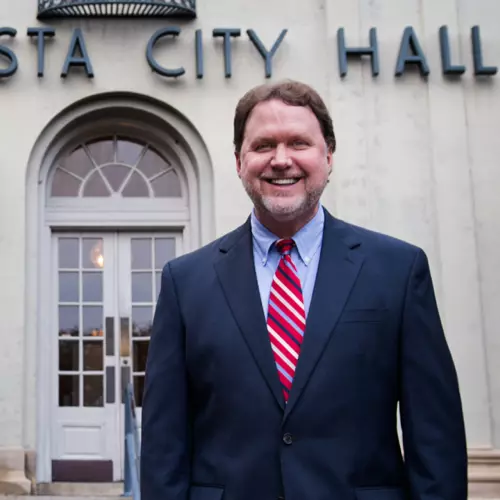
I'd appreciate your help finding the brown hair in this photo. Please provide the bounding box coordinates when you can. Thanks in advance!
[233,80,336,154]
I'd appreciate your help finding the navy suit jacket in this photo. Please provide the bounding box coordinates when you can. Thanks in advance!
[141,209,467,500]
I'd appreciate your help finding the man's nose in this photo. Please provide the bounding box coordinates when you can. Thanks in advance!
[271,143,292,168]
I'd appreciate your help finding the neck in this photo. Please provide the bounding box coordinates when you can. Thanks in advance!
[255,204,319,239]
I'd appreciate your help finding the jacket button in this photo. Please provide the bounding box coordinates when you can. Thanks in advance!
[283,433,293,445]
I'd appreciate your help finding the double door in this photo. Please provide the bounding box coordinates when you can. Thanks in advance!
[51,231,180,481]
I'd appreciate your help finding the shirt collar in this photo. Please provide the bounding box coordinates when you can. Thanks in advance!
[251,204,325,267]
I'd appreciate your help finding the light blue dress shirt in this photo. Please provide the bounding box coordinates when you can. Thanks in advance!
[251,205,324,319]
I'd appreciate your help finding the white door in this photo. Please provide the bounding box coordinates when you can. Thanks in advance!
[51,231,180,482]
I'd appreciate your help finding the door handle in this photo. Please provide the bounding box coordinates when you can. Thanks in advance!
[120,317,130,357]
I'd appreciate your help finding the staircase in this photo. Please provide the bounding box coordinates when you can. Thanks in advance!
[3,383,142,499]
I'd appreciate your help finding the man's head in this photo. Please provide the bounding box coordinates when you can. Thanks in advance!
[234,80,335,234]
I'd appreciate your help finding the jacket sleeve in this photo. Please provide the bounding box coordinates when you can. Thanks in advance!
[399,248,468,500]
[141,262,190,500]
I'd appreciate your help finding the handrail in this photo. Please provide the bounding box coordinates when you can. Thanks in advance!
[123,383,141,500]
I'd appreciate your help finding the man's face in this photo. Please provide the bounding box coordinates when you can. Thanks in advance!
[236,99,332,223]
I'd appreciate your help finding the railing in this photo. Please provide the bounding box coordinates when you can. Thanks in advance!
[123,383,141,500]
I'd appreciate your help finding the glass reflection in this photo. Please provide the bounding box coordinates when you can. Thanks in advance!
[59,272,79,302]
[87,139,114,165]
[151,170,182,197]
[59,306,79,337]
[116,139,144,165]
[137,148,168,178]
[83,171,110,197]
[61,146,94,178]
[59,340,79,371]
[154,238,175,269]
[83,375,103,407]
[83,306,103,337]
[132,272,152,302]
[52,169,81,197]
[83,239,104,269]
[101,164,130,192]
[134,375,145,407]
[131,239,152,269]
[156,272,161,300]
[58,238,79,269]
[83,272,103,302]
[83,341,103,371]
[133,340,149,373]
[132,306,153,337]
[123,172,149,197]
[59,375,79,407]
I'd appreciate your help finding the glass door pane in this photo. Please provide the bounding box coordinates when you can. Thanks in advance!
[118,233,178,407]
[57,236,106,408]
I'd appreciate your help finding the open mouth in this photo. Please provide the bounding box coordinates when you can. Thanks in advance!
[265,178,302,186]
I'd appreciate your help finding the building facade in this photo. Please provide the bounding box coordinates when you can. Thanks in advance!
[0,0,499,495]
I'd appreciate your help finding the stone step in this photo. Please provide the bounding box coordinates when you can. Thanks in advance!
[34,482,124,497]
[0,497,125,500]
[0,481,130,498]
[0,496,496,500]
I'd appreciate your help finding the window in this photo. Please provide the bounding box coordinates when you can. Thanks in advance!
[58,237,105,408]
[50,136,182,198]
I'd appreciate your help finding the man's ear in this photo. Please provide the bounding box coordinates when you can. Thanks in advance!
[235,151,242,178]
[327,147,333,174]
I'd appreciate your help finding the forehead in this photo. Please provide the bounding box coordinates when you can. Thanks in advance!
[244,99,322,140]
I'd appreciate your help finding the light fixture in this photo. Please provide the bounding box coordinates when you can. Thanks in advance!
[37,0,197,19]
[90,241,104,269]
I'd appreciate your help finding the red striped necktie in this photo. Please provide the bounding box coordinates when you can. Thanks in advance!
[266,238,305,402]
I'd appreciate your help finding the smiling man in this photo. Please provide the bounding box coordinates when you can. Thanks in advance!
[141,80,468,500]
[236,95,332,238]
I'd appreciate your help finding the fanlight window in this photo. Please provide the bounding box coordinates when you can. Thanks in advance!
[51,137,182,198]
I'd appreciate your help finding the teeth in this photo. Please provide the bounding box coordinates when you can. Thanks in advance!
[269,179,298,185]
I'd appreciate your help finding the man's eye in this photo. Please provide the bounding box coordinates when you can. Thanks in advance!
[292,140,308,148]
[255,143,273,151]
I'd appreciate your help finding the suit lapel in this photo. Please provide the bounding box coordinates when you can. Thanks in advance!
[214,220,285,410]
[284,211,365,420]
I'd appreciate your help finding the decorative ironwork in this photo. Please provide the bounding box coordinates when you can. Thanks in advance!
[37,0,196,19]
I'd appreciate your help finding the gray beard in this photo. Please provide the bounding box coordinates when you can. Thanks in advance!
[242,180,326,221]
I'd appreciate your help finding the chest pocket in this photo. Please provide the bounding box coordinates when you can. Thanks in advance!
[338,308,388,323]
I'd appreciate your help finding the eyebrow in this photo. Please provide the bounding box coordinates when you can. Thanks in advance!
[250,131,313,145]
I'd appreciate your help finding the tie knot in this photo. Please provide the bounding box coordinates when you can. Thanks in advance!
[276,239,295,256]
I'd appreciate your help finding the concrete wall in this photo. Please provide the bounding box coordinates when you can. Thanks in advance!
[325,0,500,451]
[0,0,499,491]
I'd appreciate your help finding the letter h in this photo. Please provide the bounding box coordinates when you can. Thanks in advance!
[337,28,379,77]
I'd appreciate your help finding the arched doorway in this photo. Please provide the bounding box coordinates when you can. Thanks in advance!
[26,94,214,483]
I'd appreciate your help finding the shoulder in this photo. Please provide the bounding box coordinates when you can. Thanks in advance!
[344,220,420,253]
[326,211,425,267]
[326,215,435,298]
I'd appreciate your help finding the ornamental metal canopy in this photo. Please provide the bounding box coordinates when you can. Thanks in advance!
[37,0,196,19]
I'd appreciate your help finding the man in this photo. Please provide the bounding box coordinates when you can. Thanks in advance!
[141,80,468,500]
